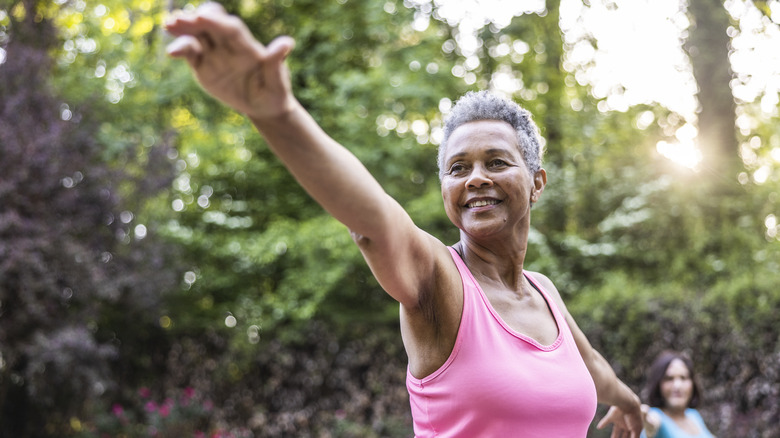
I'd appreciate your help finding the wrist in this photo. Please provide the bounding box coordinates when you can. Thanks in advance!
[249,97,301,129]
[617,385,641,413]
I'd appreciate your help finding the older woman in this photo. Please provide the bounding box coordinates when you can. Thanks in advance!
[641,351,715,438]
[165,3,644,436]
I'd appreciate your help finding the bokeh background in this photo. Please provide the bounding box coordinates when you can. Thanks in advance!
[1,0,779,436]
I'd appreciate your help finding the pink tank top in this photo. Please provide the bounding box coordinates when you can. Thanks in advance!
[406,247,597,437]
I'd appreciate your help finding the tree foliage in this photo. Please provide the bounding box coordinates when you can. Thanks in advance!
[1,0,779,436]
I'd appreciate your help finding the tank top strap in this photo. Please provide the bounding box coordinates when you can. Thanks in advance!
[524,272,568,336]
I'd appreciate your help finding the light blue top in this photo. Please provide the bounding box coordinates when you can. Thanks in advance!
[640,407,715,438]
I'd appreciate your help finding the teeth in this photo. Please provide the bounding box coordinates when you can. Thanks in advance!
[467,199,498,208]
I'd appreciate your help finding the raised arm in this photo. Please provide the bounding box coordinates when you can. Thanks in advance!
[165,3,446,308]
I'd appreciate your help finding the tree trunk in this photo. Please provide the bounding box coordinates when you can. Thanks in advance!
[685,0,739,179]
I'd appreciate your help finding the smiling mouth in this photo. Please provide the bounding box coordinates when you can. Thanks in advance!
[466,199,500,208]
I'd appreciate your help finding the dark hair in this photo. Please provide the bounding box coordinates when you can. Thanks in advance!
[437,90,544,180]
[643,350,703,409]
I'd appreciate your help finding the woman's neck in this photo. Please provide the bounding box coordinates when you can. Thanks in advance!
[455,239,528,288]
[662,406,688,419]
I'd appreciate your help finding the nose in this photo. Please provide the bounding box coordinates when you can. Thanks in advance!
[466,165,492,189]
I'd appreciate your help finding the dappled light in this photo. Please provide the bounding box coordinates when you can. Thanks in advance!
[560,0,698,119]
[727,0,780,112]
[763,214,780,244]
[2,0,780,437]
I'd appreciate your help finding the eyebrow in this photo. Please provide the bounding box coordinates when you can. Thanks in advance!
[446,147,513,164]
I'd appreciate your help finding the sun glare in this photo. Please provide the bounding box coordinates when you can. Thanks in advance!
[656,140,703,170]
[430,0,779,173]
[654,122,703,170]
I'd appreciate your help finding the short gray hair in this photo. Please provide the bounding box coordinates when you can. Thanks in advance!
[437,91,544,179]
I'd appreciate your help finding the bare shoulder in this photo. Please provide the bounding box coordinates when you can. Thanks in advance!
[525,270,559,294]
[526,271,568,311]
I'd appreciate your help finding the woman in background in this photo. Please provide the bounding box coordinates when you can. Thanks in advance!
[641,351,715,438]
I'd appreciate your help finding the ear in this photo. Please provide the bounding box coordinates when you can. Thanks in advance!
[530,168,546,203]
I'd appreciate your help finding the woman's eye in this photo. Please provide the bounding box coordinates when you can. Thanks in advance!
[490,159,507,167]
[449,163,466,174]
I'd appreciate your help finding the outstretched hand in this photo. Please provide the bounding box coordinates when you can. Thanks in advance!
[597,404,645,438]
[165,2,296,120]
[640,404,661,438]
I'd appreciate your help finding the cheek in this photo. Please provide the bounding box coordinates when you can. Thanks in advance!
[441,182,459,206]
[441,187,459,220]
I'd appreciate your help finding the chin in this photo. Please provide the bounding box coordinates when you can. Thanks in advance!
[667,401,690,410]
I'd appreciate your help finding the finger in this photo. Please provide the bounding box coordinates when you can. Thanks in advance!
[166,35,203,67]
[166,35,203,58]
[170,14,259,58]
[165,4,236,37]
[197,1,226,15]
[165,8,201,34]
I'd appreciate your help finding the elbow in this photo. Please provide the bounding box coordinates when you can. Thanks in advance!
[350,229,366,244]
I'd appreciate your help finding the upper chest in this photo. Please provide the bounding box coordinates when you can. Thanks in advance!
[664,412,703,436]
[479,281,560,347]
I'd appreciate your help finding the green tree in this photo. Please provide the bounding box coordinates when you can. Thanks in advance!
[0,0,181,435]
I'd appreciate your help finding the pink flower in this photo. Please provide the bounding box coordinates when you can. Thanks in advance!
[159,404,171,418]
[181,387,196,406]
[138,387,151,399]
[144,401,158,413]
[111,403,124,418]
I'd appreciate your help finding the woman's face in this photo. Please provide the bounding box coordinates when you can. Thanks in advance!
[440,120,544,239]
[660,358,694,411]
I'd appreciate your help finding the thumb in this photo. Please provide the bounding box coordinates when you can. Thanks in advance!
[596,411,611,429]
[265,35,296,63]
[166,35,204,68]
[597,405,621,429]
